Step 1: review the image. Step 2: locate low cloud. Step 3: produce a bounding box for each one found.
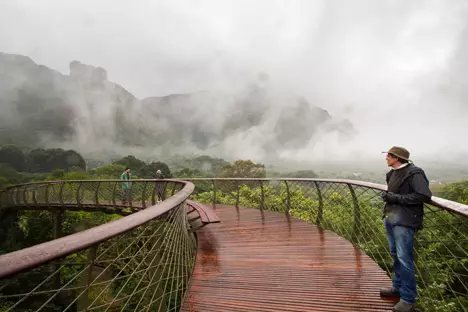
[0,0,467,166]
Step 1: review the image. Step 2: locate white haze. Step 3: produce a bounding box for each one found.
[0,0,467,165]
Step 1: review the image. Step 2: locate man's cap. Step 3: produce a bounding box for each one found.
[382,146,410,161]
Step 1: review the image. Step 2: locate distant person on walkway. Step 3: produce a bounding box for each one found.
[120,167,131,205]
[380,146,432,312]
[155,169,165,202]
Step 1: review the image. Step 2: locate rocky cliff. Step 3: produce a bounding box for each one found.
[0,52,356,160]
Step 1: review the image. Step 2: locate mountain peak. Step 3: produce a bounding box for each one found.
[69,60,108,85]
[0,52,356,161]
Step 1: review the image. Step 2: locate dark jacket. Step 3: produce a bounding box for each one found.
[384,164,432,229]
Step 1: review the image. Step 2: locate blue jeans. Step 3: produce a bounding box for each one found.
[384,217,417,304]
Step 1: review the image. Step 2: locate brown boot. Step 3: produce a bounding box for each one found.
[392,300,416,312]
[380,287,400,298]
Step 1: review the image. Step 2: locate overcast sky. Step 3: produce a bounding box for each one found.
[1,0,467,163]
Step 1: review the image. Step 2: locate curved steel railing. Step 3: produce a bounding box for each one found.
[185,178,468,312]
[0,179,185,212]
[185,178,468,217]
[0,180,196,312]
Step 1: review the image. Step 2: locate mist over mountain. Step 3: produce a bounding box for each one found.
[0,52,355,162]
[2,0,468,169]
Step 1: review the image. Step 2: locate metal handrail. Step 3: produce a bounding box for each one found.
[182,178,468,217]
[0,180,194,279]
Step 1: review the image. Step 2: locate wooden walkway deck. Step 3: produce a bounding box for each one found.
[181,205,396,312]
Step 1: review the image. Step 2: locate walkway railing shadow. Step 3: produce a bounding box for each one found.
[186,178,468,312]
[0,180,196,312]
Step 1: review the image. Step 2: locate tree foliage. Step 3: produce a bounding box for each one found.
[140,161,172,178]
[113,155,145,175]
[283,170,317,178]
[91,163,126,179]
[218,160,266,179]
[190,155,228,176]
[167,155,228,177]
[175,168,203,178]
[0,145,27,171]
[27,148,86,173]
[439,181,468,204]
[0,164,23,189]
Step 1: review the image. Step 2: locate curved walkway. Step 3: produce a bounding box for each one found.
[182,204,395,312]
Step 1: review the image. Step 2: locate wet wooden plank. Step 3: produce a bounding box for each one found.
[182,205,395,312]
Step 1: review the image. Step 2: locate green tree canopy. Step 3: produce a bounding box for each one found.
[27,148,86,173]
[175,168,202,178]
[140,161,172,178]
[0,163,22,189]
[191,155,229,176]
[439,181,468,205]
[113,155,145,174]
[283,170,317,178]
[218,160,266,178]
[92,164,127,179]
[0,145,27,171]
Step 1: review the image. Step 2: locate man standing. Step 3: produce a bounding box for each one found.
[155,169,164,179]
[155,169,165,202]
[380,146,432,312]
[120,167,131,205]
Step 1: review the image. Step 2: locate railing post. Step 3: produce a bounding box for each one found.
[76,182,82,208]
[235,182,240,209]
[162,182,168,201]
[9,188,16,207]
[32,188,38,206]
[9,189,14,206]
[171,182,177,196]
[94,182,101,207]
[284,181,291,217]
[59,182,65,206]
[347,184,361,237]
[111,182,119,209]
[260,181,265,211]
[45,183,50,207]
[151,183,157,205]
[22,185,29,208]
[212,180,217,205]
[15,187,21,206]
[128,184,133,207]
[142,181,148,208]
[6,189,11,207]
[314,181,323,226]
[53,208,63,239]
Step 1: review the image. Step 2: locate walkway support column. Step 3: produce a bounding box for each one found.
[284,181,291,217]
[212,180,217,205]
[314,181,323,226]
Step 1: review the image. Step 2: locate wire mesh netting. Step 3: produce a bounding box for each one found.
[189,178,468,312]
[1,178,467,312]
[1,180,183,213]
[0,180,196,312]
